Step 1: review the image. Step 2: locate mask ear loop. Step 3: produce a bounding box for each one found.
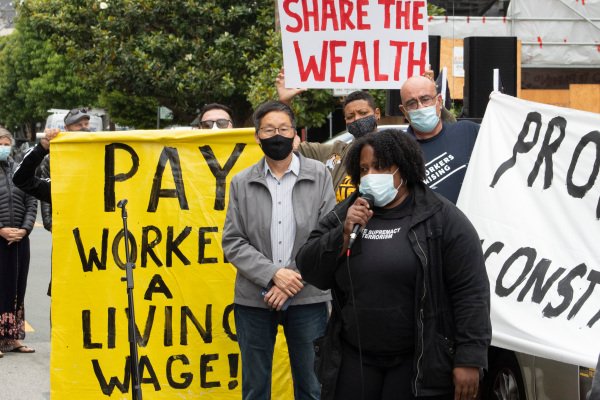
[391,168,403,190]
[396,178,404,190]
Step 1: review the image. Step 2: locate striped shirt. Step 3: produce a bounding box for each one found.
[264,154,299,268]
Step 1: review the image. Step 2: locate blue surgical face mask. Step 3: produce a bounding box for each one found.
[408,105,440,133]
[0,145,11,161]
[359,168,403,207]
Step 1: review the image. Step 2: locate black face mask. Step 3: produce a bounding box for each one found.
[347,114,378,138]
[259,135,294,161]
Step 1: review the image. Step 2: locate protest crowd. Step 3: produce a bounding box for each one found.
[0,2,598,400]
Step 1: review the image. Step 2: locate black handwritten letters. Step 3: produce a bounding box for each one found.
[84,276,239,395]
[68,141,249,396]
[104,143,246,212]
[72,226,219,271]
[491,111,600,218]
[483,240,600,328]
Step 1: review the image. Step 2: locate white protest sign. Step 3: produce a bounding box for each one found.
[278,0,430,89]
[458,93,600,368]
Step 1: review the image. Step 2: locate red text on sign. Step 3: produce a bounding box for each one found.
[293,40,427,83]
[378,0,426,30]
[283,0,371,32]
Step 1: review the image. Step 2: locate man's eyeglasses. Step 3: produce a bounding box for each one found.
[200,119,232,129]
[403,95,437,111]
[258,126,295,137]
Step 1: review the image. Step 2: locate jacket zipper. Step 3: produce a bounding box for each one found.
[412,228,428,396]
[2,163,16,227]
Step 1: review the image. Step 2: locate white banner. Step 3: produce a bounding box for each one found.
[458,93,600,368]
[277,0,430,89]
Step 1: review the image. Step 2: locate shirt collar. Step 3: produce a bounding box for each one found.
[263,152,300,178]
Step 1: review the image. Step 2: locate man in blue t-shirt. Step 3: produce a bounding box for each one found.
[400,75,479,204]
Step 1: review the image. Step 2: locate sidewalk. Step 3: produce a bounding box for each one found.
[0,219,51,399]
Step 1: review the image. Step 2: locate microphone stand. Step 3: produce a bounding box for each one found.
[117,199,143,400]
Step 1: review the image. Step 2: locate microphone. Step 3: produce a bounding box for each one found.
[347,193,374,252]
[117,199,128,218]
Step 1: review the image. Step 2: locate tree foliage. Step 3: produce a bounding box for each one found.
[0,13,96,137]
[0,1,448,133]
[20,0,275,127]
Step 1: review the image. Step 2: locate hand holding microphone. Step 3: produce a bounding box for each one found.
[346,193,374,253]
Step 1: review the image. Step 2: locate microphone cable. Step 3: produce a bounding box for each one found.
[343,193,374,399]
[345,249,365,400]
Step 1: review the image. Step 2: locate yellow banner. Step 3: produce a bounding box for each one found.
[50,129,293,399]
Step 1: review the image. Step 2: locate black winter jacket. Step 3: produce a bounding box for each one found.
[12,143,51,204]
[296,183,491,399]
[37,155,52,231]
[0,157,38,232]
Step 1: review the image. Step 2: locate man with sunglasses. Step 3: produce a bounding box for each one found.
[194,103,234,130]
[400,75,480,204]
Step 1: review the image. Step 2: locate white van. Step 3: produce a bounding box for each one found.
[43,108,105,132]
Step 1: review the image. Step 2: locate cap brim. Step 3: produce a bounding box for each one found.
[64,115,90,126]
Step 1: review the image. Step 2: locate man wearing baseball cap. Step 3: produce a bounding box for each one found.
[62,108,91,131]
[19,107,92,296]
[39,107,92,230]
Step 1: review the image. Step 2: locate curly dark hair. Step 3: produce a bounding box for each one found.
[344,128,426,188]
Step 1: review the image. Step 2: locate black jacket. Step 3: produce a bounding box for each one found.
[296,183,491,398]
[0,157,38,232]
[12,143,51,204]
[37,155,52,231]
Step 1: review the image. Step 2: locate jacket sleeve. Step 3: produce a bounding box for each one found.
[41,202,52,231]
[296,203,347,290]
[12,144,51,204]
[221,177,280,288]
[441,203,492,370]
[320,167,337,227]
[37,156,52,231]
[298,141,335,163]
[20,193,38,233]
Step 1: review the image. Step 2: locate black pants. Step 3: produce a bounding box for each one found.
[0,237,30,341]
[334,343,452,400]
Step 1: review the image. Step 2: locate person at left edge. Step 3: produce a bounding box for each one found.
[222,100,335,400]
[296,129,491,400]
[0,128,38,355]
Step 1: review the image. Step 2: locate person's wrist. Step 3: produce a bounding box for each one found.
[39,139,50,150]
